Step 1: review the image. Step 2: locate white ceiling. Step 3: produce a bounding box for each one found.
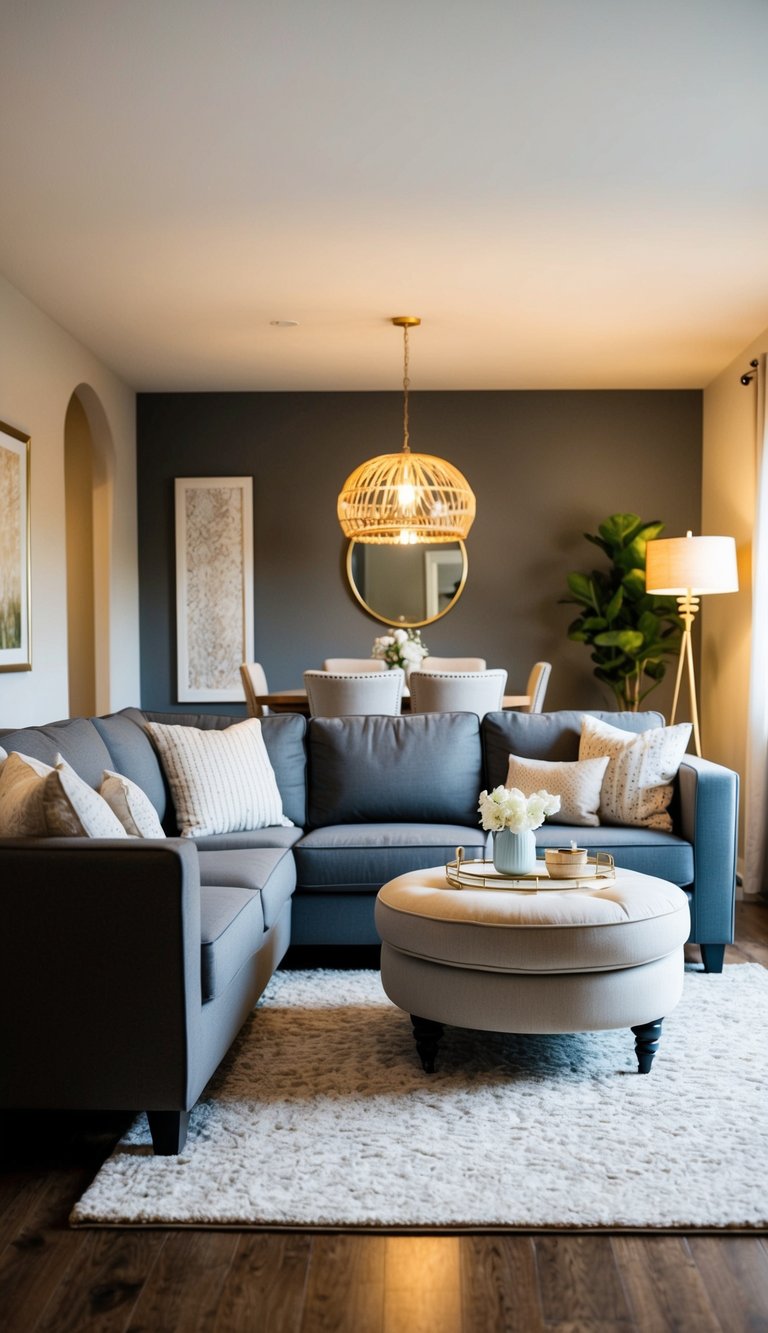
[2,0,768,392]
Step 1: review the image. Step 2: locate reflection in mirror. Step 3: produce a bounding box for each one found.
[346,540,468,628]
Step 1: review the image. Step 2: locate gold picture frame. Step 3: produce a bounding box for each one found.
[0,421,31,672]
[174,476,254,702]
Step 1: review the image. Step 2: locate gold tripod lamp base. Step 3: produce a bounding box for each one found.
[669,592,702,757]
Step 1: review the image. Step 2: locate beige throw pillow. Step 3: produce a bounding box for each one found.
[100,769,166,838]
[145,718,292,838]
[43,755,128,838]
[579,714,692,831]
[0,751,53,835]
[505,753,610,826]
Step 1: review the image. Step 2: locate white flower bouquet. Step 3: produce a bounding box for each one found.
[478,785,561,833]
[371,627,428,672]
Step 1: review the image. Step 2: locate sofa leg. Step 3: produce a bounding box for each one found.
[700,943,726,974]
[411,1014,444,1073]
[631,1018,663,1073]
[147,1110,189,1155]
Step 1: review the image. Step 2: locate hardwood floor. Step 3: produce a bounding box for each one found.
[1,903,767,1333]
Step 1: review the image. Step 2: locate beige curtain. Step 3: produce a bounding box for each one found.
[744,356,768,897]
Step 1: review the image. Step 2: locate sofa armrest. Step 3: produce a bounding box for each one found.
[0,837,203,1111]
[676,755,739,944]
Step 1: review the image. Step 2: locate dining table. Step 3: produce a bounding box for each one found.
[255,689,531,715]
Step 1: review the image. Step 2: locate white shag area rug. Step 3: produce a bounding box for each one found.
[71,965,768,1231]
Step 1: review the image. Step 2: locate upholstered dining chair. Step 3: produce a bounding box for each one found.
[408,669,508,718]
[421,656,487,672]
[322,658,387,672]
[240,662,270,717]
[525,661,552,713]
[303,669,405,717]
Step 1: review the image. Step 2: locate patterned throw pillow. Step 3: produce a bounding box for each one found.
[145,718,293,838]
[43,755,128,838]
[505,753,610,826]
[578,714,692,831]
[100,769,166,838]
[0,751,53,835]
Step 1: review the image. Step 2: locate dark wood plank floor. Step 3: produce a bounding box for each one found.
[1,902,767,1333]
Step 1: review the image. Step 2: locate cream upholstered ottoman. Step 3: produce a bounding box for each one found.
[375,866,691,1074]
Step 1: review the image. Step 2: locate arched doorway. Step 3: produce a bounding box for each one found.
[64,386,115,717]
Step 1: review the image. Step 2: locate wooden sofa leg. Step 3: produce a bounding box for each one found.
[631,1018,663,1074]
[700,943,725,974]
[147,1110,189,1155]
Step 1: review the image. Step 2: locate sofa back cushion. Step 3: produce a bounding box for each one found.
[481,710,666,791]
[307,713,483,827]
[92,709,169,818]
[0,717,114,789]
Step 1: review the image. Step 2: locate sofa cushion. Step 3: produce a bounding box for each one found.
[294,822,489,892]
[92,709,168,820]
[307,713,483,827]
[200,885,265,1001]
[579,714,692,832]
[145,718,292,837]
[482,710,666,790]
[505,753,610,827]
[534,823,694,886]
[197,846,296,928]
[192,826,304,852]
[0,717,114,789]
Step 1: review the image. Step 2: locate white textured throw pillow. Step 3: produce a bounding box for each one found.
[100,769,166,838]
[0,744,7,771]
[0,751,53,835]
[145,718,292,838]
[43,755,128,838]
[579,714,691,831]
[505,753,610,826]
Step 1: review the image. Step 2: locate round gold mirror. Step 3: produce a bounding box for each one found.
[346,540,468,628]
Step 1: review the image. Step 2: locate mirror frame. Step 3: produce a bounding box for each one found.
[345,539,469,628]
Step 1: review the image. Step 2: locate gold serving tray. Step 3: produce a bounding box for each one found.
[444,848,615,892]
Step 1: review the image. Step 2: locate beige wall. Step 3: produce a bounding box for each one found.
[0,274,139,727]
[703,321,768,884]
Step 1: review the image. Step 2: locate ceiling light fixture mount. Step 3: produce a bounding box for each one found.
[337,316,476,545]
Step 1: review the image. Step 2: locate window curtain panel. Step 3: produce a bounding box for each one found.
[744,355,768,898]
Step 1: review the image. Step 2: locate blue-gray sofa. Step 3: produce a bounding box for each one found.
[0,706,738,1152]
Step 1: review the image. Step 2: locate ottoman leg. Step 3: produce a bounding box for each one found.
[631,1018,663,1074]
[411,1015,444,1073]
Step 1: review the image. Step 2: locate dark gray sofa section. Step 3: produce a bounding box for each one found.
[0,704,739,1153]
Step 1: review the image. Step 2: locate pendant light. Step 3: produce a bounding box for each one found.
[337,316,476,544]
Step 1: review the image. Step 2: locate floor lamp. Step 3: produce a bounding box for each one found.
[645,531,738,757]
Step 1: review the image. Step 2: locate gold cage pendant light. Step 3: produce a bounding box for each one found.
[337,317,476,544]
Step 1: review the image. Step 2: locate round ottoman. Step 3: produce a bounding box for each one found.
[375,866,691,1074]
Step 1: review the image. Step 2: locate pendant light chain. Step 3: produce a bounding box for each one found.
[402,321,411,453]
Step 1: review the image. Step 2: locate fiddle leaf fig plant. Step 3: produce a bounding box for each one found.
[562,513,683,711]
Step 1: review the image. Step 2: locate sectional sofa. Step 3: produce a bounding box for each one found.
[0,706,738,1152]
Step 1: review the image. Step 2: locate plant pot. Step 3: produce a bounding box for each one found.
[492,828,537,876]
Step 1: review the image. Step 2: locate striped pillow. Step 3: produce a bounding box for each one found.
[579,714,691,831]
[145,719,292,838]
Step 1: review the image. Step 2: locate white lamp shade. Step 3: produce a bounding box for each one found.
[645,534,738,595]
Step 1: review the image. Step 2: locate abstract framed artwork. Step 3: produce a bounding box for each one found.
[174,476,254,702]
[0,421,31,672]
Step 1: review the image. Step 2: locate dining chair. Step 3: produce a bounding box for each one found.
[322,658,387,673]
[303,669,405,717]
[407,669,508,717]
[240,662,270,717]
[421,656,487,672]
[525,661,552,713]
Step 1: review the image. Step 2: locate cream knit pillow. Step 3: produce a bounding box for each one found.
[100,769,166,838]
[505,753,610,826]
[145,718,292,838]
[44,755,128,838]
[579,714,691,831]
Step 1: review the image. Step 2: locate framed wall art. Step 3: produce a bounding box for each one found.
[174,476,254,702]
[0,421,31,672]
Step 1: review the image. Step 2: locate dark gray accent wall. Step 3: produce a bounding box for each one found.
[137,390,701,718]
